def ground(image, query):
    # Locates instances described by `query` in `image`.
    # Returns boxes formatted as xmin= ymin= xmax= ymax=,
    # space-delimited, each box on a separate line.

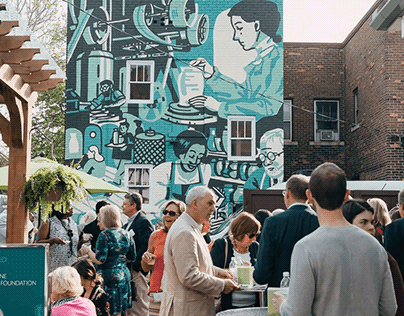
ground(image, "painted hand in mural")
xmin=190 ymin=58 xmax=214 ymax=79
xmin=188 ymin=95 xmax=222 ymax=112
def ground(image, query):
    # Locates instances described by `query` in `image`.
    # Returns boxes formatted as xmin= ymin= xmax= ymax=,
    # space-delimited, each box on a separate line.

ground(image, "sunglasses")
xmin=248 ymin=232 xmax=260 ymax=239
xmin=163 ymin=210 xmax=179 ymax=217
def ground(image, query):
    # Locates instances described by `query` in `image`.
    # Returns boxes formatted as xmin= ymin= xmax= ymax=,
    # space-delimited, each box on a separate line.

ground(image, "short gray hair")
xmin=185 ymin=186 xmax=214 ymax=206
xmin=99 ymin=205 xmax=122 ymax=229
xmin=50 ymin=266 xmax=83 ymax=298
xmin=399 ymin=189 xmax=404 ymax=204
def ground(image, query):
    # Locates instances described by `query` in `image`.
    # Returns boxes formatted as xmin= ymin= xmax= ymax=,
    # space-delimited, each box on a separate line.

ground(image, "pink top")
xmin=52 ymin=297 xmax=96 ymax=316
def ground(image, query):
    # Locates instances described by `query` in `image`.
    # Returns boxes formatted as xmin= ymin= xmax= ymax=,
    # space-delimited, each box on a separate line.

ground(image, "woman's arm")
xmin=141 ymin=230 xmax=157 ymax=273
xmin=36 ymin=220 xmax=67 ymax=245
xmin=83 ymin=245 xmax=103 ymax=265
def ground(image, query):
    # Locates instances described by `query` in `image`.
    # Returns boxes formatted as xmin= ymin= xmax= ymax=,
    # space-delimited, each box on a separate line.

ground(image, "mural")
xmin=65 ymin=0 xmax=284 ymax=225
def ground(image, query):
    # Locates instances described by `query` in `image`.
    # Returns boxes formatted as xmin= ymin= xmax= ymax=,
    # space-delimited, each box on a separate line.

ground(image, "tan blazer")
xmin=159 ymin=212 xmax=225 ymax=316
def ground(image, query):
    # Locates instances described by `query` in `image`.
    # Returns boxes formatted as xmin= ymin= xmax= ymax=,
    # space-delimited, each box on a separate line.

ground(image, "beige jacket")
xmin=159 ymin=212 xmax=225 ymax=316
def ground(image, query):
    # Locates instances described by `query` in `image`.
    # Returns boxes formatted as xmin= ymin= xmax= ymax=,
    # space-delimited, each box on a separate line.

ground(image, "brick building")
xmin=65 ymin=0 xmax=404 ymax=222
xmin=283 ymin=0 xmax=404 ymax=181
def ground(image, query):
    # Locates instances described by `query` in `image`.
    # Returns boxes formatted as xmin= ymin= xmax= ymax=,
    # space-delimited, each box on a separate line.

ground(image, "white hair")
xmin=185 ymin=186 xmax=213 ymax=206
xmin=50 ymin=266 xmax=83 ymax=298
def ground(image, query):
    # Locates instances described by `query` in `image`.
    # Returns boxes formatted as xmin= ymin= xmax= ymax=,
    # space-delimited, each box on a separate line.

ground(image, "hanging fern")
xmin=21 ymin=165 xmax=87 ymax=218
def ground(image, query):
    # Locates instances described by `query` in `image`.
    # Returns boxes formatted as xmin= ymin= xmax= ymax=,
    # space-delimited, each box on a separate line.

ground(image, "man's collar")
xmin=183 ymin=212 xmax=201 ymax=230
xmin=127 ymin=210 xmax=141 ymax=223
xmin=288 ymin=203 xmax=317 ymax=215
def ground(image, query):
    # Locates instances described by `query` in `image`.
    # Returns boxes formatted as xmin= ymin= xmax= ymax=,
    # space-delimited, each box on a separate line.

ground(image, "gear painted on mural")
xmin=133 ymin=128 xmax=165 ymax=166
xmin=138 ymin=82 xmax=167 ymax=122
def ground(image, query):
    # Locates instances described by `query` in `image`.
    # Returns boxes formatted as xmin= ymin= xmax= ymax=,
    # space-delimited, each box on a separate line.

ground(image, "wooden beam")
xmin=19 ymin=69 xmax=56 ymax=83
xmin=2 ymin=86 xmax=23 ymax=148
xmin=0 ymin=35 xmax=30 ymax=52
xmin=8 ymin=60 xmax=49 ymax=74
xmin=29 ymin=78 xmax=64 ymax=91
xmin=6 ymin=96 xmax=33 ymax=243
xmin=0 ymin=48 xmax=40 ymax=64
xmin=0 ymin=21 xmax=18 ymax=36
xmin=0 ymin=64 xmax=37 ymax=103
xmin=0 ymin=112 xmax=11 ymax=147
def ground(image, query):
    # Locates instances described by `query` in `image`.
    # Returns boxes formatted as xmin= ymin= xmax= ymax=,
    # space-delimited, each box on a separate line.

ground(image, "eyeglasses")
xmin=248 ymin=232 xmax=260 ymax=239
xmin=163 ymin=210 xmax=179 ymax=217
xmin=259 ymin=151 xmax=283 ymax=163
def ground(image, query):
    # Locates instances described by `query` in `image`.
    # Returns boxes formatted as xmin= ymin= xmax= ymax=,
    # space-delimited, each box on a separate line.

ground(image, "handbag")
xmin=215 ymin=238 xmax=228 ymax=312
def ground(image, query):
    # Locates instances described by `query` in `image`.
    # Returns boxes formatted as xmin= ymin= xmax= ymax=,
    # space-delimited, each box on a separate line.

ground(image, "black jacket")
xmin=123 ymin=211 xmax=154 ymax=272
xmin=210 ymin=236 xmax=259 ymax=311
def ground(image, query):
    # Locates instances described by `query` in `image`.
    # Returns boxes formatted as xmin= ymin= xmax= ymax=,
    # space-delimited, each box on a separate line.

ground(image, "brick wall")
xmin=344 ymin=14 xmax=404 ymax=180
xmin=283 ymin=43 xmax=345 ymax=178
xmin=284 ymin=3 xmax=404 ymax=181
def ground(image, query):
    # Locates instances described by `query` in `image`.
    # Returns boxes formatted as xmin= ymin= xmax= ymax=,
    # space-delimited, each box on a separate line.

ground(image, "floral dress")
xmin=95 ymin=228 xmax=136 ymax=315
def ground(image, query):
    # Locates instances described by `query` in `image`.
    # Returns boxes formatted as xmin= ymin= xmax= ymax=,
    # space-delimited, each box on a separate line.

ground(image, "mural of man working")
xmin=90 ymin=79 xmax=125 ymax=119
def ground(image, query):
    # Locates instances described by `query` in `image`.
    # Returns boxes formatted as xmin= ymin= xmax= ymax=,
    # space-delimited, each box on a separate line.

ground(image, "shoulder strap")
xmin=223 ymin=238 xmax=228 ymax=269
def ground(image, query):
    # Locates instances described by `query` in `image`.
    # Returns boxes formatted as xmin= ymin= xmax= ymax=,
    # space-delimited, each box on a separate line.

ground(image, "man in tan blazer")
xmin=159 ymin=186 xmax=239 ymax=316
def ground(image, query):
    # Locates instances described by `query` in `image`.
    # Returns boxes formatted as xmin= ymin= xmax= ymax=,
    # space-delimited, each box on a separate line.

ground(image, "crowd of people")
xmin=21 ymin=162 xmax=404 ymax=315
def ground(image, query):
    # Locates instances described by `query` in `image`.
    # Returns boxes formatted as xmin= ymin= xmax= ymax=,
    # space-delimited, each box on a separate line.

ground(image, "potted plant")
xmin=21 ymin=164 xmax=87 ymax=218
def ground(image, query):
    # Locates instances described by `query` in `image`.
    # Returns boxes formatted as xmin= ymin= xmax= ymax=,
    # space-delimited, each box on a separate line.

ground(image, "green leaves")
xmin=31 ymin=82 xmax=65 ymax=163
xmin=21 ymin=164 xmax=87 ymax=218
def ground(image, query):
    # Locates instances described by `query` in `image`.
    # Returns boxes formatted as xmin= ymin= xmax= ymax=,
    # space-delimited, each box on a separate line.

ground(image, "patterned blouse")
xmin=48 ymin=216 xmax=79 ymax=272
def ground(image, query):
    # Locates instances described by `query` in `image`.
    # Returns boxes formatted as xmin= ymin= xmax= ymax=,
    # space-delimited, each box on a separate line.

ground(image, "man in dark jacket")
xmin=122 ymin=192 xmax=154 ymax=316
xmin=253 ymin=174 xmax=319 ymax=287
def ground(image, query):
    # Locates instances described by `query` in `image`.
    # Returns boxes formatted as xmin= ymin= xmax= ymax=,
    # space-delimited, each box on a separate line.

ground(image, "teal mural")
xmin=66 ymin=0 xmax=284 ymax=225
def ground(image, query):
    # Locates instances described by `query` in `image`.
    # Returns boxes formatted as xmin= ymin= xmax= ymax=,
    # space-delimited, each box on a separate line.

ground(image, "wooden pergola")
xmin=0 ymin=2 xmax=64 ymax=243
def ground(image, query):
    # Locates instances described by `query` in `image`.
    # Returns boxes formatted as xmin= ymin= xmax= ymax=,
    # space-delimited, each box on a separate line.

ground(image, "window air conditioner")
xmin=319 ymin=130 xmax=334 ymax=141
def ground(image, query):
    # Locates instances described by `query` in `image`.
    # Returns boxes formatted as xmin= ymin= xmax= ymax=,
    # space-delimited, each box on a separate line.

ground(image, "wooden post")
xmin=3 ymin=86 xmax=33 ymax=243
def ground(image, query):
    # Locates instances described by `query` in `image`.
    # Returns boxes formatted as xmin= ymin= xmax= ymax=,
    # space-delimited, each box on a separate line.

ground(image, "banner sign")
xmin=0 ymin=244 xmax=49 ymax=315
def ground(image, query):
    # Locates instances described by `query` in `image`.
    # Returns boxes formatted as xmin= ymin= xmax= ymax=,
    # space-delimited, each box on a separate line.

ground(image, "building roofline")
xmin=341 ymin=0 xmax=386 ymax=47
xmin=284 ymin=0 xmax=386 ymax=49
xmin=283 ymin=42 xmax=342 ymax=48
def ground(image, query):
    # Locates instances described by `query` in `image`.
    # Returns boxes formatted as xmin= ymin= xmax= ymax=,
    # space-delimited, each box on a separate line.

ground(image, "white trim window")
xmin=126 ymin=61 xmax=154 ymax=103
xmin=314 ymin=100 xmax=339 ymax=141
xmin=125 ymin=164 xmax=152 ymax=204
xmin=227 ymin=116 xmax=256 ymax=160
xmin=283 ymin=99 xmax=292 ymax=141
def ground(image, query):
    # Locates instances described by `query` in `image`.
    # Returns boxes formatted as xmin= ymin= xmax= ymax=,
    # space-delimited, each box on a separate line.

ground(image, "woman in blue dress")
xmin=85 ymin=205 xmax=136 ymax=316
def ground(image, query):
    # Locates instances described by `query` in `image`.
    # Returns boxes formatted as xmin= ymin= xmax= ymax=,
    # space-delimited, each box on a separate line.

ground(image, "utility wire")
xmin=62 ymin=0 xmax=399 ymax=141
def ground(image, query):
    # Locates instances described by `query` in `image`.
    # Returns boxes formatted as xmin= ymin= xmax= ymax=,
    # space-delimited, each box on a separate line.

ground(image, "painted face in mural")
xmin=179 ymin=144 xmax=206 ymax=173
xmin=230 ymin=16 xmax=260 ymax=51
xmin=259 ymin=137 xmax=283 ymax=178
xmin=119 ymin=124 xmax=128 ymax=135
xmin=100 ymin=83 xmax=112 ymax=96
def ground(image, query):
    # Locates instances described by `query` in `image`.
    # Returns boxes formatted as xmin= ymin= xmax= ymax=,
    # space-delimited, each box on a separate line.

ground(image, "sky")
xmin=284 ymin=0 xmax=378 ymax=42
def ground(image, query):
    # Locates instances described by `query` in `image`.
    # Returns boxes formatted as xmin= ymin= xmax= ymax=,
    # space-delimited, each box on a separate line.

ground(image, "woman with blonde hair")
xmin=50 ymin=266 xmax=96 ymax=316
xmin=367 ymin=198 xmax=392 ymax=239
xmin=141 ymin=200 xmax=186 ymax=315
xmin=84 ymin=205 xmax=136 ymax=316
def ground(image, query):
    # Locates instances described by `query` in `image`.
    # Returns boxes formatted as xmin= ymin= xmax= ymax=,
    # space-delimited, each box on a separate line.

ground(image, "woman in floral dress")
xmin=86 ymin=205 xmax=136 ymax=316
